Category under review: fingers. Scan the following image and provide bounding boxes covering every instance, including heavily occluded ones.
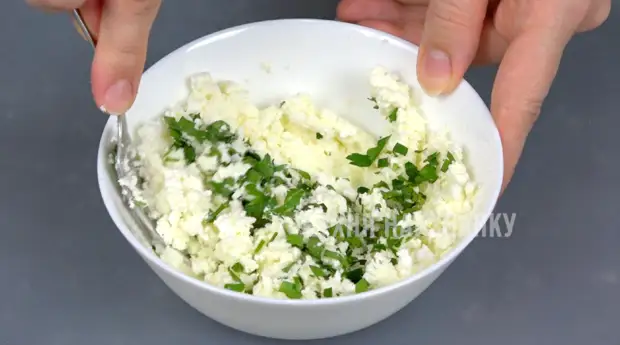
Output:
[578,0,611,32]
[471,21,508,65]
[337,0,403,23]
[27,0,85,11]
[417,0,488,95]
[357,20,405,37]
[91,0,161,114]
[490,28,571,192]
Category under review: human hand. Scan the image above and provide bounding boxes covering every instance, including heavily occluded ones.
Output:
[337,0,610,192]
[27,0,161,114]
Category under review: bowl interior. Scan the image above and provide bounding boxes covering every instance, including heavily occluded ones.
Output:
[98,19,503,301]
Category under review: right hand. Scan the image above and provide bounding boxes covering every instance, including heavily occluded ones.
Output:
[27,0,162,114]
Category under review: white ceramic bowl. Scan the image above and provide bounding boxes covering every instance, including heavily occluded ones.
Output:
[97,19,503,340]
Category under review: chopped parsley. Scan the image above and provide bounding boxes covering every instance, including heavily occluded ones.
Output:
[159,115,456,299]
[441,152,455,172]
[279,281,303,299]
[346,135,391,167]
[355,278,370,293]
[393,143,408,156]
[388,108,398,122]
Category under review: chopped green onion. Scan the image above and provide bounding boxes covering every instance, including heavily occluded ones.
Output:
[253,240,266,254]
[204,202,229,224]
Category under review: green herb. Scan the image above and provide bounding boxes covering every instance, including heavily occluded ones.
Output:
[231,262,244,273]
[204,120,237,143]
[306,236,323,259]
[441,152,455,172]
[417,164,439,183]
[282,261,297,273]
[253,154,275,179]
[346,236,364,249]
[242,151,261,165]
[163,116,198,163]
[205,178,235,198]
[279,281,302,299]
[388,108,398,122]
[368,97,379,109]
[293,276,304,291]
[302,203,328,213]
[373,181,390,190]
[357,186,370,195]
[253,240,266,254]
[323,250,348,268]
[346,153,372,167]
[367,136,391,162]
[243,184,274,224]
[323,287,333,298]
[164,117,236,144]
[164,116,202,141]
[346,136,391,167]
[345,267,364,283]
[268,232,278,243]
[316,132,324,139]
[204,202,229,224]
[310,265,328,278]
[355,278,370,293]
[393,143,408,156]
[224,282,245,292]
[286,234,304,248]
[273,188,306,216]
[228,268,242,282]
[425,152,440,165]
[295,169,312,180]
[377,158,389,168]
[254,232,278,254]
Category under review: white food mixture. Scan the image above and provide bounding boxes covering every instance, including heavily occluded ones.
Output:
[122,67,478,299]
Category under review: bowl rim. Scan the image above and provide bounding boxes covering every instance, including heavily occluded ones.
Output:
[97,18,503,306]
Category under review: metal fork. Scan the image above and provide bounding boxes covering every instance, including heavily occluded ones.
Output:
[72,9,164,249]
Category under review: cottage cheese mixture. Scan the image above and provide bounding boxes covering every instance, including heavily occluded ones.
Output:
[124,67,478,299]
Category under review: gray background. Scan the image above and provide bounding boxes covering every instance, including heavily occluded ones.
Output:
[1,0,618,344]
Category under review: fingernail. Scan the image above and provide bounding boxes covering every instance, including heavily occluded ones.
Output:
[421,49,452,96]
[103,80,133,114]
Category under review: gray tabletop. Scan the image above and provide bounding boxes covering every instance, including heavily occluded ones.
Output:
[1,1,619,344]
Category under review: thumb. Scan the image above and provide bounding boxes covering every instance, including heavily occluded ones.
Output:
[91,0,161,114]
[417,0,488,95]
